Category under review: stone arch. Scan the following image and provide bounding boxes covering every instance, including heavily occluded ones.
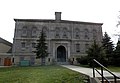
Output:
[57,45,66,62]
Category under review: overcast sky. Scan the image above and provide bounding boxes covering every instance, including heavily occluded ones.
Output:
[0,0,120,45]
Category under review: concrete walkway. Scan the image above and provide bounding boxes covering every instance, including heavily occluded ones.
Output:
[61,65,120,78]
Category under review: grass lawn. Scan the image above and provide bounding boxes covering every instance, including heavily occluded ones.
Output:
[107,66,120,72]
[0,65,86,83]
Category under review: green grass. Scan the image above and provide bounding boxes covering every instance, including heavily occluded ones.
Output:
[107,66,120,72]
[0,65,85,83]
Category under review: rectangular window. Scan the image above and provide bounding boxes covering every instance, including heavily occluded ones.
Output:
[76,44,80,52]
[21,42,25,48]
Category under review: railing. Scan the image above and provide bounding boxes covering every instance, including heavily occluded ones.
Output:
[93,59,120,83]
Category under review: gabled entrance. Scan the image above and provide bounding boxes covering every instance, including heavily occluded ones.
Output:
[57,46,66,62]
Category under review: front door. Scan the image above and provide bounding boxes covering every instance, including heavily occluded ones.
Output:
[57,46,66,62]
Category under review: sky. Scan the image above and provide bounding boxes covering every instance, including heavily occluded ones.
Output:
[0,0,120,45]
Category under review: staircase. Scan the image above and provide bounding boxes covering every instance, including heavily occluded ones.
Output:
[95,76,120,83]
[93,59,120,83]
[57,62,69,65]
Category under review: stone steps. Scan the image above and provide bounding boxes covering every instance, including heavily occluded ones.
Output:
[98,76,120,83]
[57,62,69,65]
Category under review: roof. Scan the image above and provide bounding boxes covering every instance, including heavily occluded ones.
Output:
[14,19,103,25]
[0,37,12,47]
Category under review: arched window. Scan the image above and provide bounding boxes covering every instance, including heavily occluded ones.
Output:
[84,29,89,39]
[75,28,80,39]
[32,26,37,37]
[42,26,48,37]
[62,27,68,38]
[21,26,27,37]
[93,29,97,40]
[55,27,60,38]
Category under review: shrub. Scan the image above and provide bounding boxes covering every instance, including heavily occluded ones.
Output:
[76,56,88,65]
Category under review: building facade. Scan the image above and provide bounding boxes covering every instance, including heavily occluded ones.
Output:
[13,12,103,65]
[0,37,12,66]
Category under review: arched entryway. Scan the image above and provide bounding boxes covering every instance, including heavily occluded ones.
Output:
[57,46,66,62]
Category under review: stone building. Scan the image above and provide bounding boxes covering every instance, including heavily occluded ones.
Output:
[0,37,12,66]
[13,12,103,65]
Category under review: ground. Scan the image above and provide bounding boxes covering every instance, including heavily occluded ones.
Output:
[0,65,86,83]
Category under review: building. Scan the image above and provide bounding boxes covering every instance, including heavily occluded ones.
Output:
[0,37,12,66]
[13,12,103,65]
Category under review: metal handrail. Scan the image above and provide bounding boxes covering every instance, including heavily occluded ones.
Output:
[93,59,120,83]
[94,68,110,83]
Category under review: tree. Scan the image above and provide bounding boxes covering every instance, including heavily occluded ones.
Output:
[34,29,48,65]
[102,32,114,65]
[86,40,107,67]
[113,40,120,66]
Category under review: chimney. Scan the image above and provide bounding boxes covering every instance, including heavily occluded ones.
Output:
[55,12,62,21]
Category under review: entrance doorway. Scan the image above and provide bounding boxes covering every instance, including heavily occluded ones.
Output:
[4,57,12,66]
[57,46,66,62]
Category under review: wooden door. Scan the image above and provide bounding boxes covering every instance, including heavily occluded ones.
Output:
[4,58,12,66]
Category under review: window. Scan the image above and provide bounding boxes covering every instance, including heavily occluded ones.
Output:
[21,42,25,48]
[21,26,27,37]
[55,27,60,38]
[42,26,48,37]
[84,29,89,39]
[62,27,68,38]
[75,28,80,39]
[32,43,36,48]
[76,43,80,52]
[93,29,97,39]
[85,44,89,50]
[32,27,37,37]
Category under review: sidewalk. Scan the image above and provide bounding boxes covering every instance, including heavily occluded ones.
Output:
[61,65,120,78]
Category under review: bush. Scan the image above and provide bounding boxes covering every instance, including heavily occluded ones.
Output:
[113,57,120,66]
[76,56,88,65]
